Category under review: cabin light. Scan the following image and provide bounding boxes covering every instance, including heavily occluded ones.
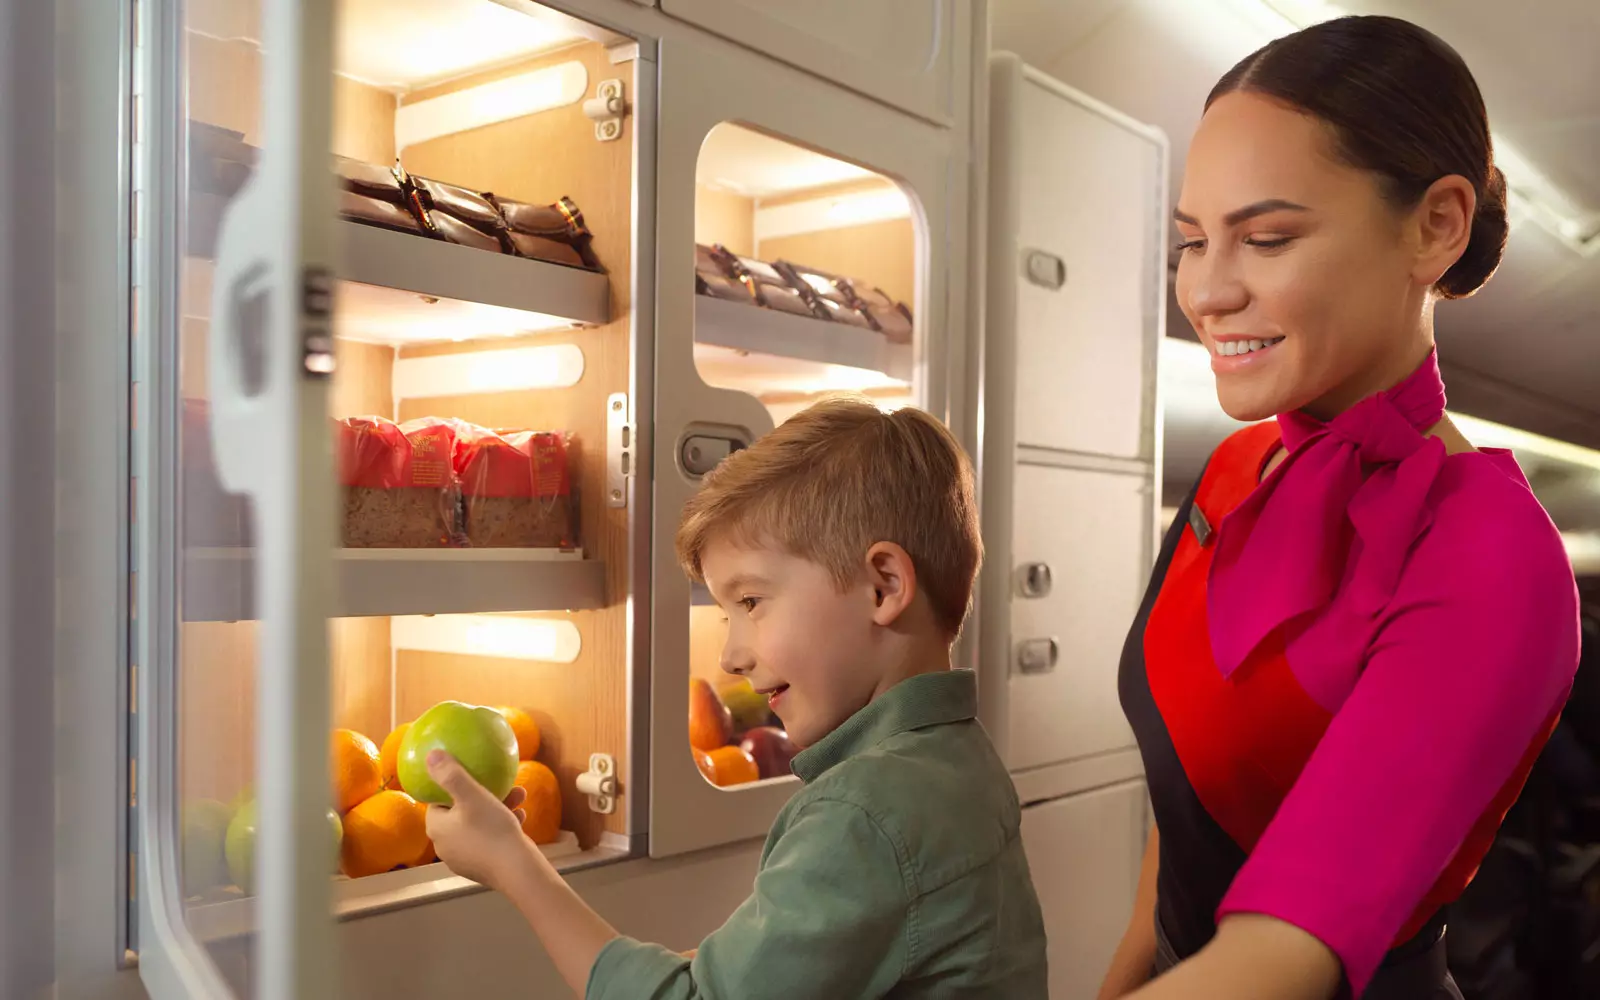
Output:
[819,363,908,392]
[392,342,585,399]
[390,614,582,663]
[395,60,588,152]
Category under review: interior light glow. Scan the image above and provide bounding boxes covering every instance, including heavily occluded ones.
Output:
[392,343,585,399]
[395,60,588,152]
[390,614,582,663]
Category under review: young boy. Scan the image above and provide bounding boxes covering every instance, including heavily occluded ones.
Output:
[424,397,1049,998]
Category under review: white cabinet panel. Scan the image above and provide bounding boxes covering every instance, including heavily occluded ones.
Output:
[659,0,960,124]
[1008,464,1148,772]
[989,55,1166,461]
[1021,782,1148,1000]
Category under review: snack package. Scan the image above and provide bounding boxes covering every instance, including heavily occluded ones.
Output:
[841,279,914,344]
[455,424,578,549]
[490,194,600,269]
[722,250,822,318]
[694,243,752,303]
[776,259,913,340]
[337,416,462,548]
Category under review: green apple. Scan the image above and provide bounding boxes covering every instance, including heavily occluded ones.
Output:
[718,680,777,735]
[397,700,519,805]
[223,799,344,895]
[181,798,234,895]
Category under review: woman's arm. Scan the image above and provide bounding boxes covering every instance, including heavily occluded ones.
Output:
[1096,823,1161,999]
[1121,914,1340,1000]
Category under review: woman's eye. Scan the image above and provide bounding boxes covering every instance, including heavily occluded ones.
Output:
[1245,236,1294,250]
[1174,239,1206,255]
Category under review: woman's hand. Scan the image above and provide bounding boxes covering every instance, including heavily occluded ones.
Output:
[423,750,533,894]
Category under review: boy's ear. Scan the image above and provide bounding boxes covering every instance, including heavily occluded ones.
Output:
[864,542,917,627]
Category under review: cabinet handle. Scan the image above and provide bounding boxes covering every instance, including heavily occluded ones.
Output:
[1017,637,1060,675]
[1017,561,1053,599]
[1023,249,1066,290]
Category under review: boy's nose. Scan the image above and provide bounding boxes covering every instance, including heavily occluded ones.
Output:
[719,640,755,675]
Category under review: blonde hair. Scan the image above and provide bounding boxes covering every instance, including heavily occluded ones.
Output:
[676,396,982,636]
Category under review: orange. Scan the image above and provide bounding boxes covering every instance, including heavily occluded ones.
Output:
[331,728,383,814]
[340,790,429,879]
[379,722,411,791]
[694,746,759,787]
[406,836,436,868]
[512,760,563,845]
[496,706,541,760]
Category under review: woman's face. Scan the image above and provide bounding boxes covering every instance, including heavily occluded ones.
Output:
[1174,92,1429,422]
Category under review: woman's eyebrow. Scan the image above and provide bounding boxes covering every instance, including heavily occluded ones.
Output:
[1173,199,1312,227]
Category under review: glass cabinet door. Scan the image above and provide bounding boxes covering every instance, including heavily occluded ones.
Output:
[135,1,648,996]
[135,0,341,996]
[651,27,963,857]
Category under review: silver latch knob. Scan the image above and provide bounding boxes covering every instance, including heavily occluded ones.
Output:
[577,753,618,814]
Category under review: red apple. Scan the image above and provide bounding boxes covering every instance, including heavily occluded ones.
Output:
[739,726,798,780]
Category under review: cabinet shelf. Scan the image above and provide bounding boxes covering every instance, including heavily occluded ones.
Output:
[335,222,611,345]
[694,295,913,388]
[182,547,605,622]
[186,222,610,347]
[183,831,629,944]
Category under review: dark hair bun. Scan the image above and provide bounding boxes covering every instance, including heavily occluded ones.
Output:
[1209,16,1509,301]
[1437,164,1508,299]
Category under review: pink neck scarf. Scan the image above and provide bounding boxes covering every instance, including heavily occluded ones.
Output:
[1207,349,1450,678]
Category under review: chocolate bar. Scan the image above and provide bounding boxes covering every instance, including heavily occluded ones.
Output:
[719,248,827,319]
[421,210,505,254]
[335,156,407,203]
[492,194,599,269]
[340,190,423,235]
[506,231,585,267]
[412,177,505,234]
[695,244,754,303]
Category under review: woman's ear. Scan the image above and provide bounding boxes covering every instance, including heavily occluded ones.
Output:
[863,542,918,627]
[1411,174,1476,289]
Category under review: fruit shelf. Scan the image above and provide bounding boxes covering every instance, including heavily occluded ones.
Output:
[183,832,632,944]
[182,548,605,622]
[693,295,913,384]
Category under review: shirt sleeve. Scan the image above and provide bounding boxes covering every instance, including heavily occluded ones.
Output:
[1216,485,1581,996]
[586,797,912,1000]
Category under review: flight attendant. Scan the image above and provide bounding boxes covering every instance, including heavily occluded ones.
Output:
[1098,15,1582,1000]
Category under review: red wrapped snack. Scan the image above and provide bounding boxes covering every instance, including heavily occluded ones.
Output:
[455,425,578,549]
[337,416,461,547]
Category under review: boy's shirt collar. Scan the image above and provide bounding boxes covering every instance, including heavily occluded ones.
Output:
[790,669,977,784]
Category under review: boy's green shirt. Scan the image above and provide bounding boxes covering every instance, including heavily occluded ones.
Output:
[587,669,1049,999]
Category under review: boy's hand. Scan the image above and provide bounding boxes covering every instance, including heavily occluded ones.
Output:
[424,750,531,894]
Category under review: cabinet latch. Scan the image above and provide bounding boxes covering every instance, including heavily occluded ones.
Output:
[577,753,618,815]
[584,79,627,143]
[607,393,632,509]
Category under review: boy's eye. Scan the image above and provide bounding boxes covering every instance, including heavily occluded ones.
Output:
[738,596,761,613]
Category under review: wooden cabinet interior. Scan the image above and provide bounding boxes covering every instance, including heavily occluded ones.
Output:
[178,26,634,853]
